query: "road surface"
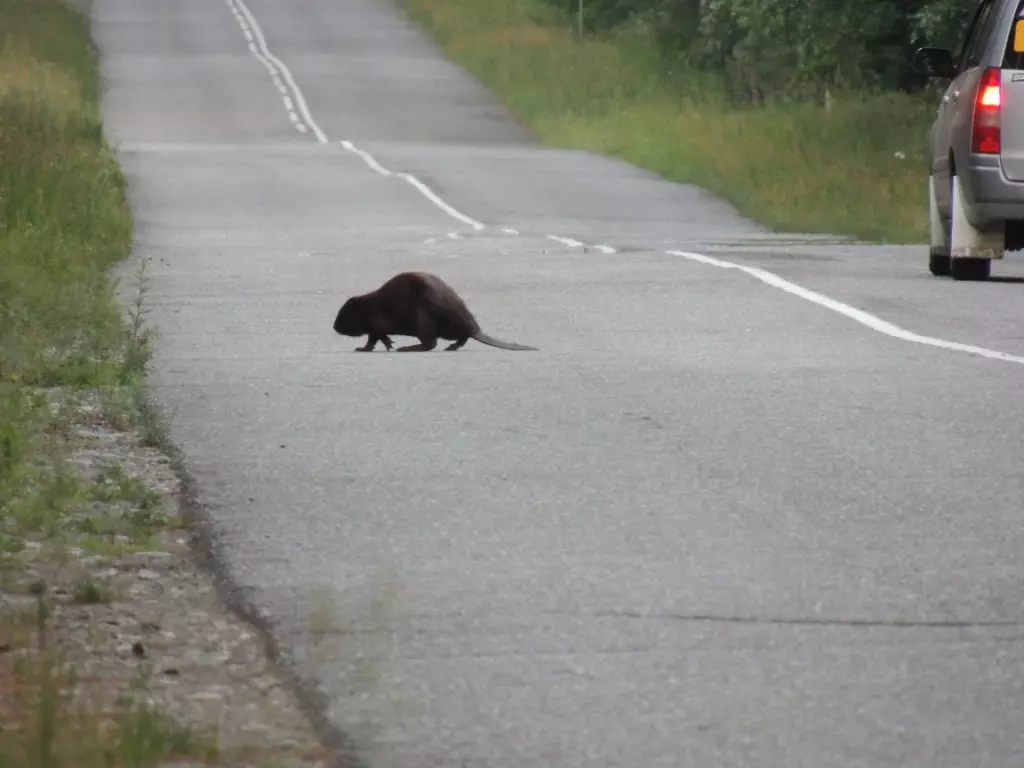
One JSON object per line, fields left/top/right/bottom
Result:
{"left": 92, "top": 0, "right": 1024, "bottom": 766}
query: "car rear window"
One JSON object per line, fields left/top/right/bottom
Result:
{"left": 1002, "top": 0, "right": 1024, "bottom": 67}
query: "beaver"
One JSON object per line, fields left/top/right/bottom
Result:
{"left": 333, "top": 271, "right": 537, "bottom": 352}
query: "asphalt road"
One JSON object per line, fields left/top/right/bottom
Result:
{"left": 92, "top": 0, "right": 1024, "bottom": 766}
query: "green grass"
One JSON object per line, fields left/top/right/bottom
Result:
{"left": 397, "top": 0, "right": 936, "bottom": 243}
{"left": 0, "top": 0, "right": 155, "bottom": 552}
{"left": 0, "top": 591, "right": 220, "bottom": 768}
{"left": 0, "top": 0, "right": 210, "bottom": 764}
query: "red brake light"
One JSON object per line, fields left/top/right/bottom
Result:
{"left": 972, "top": 66, "right": 1002, "bottom": 155}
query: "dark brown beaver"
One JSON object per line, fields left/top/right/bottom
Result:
{"left": 333, "top": 271, "right": 537, "bottom": 352}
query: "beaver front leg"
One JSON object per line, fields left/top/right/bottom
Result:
{"left": 355, "top": 334, "right": 394, "bottom": 352}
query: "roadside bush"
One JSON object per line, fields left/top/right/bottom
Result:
{"left": 538, "top": 0, "right": 976, "bottom": 101}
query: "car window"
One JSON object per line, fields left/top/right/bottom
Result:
{"left": 957, "top": 0, "right": 998, "bottom": 73}
{"left": 1003, "top": 0, "right": 1024, "bottom": 68}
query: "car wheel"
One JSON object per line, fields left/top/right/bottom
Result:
{"left": 929, "top": 250, "right": 951, "bottom": 276}
{"left": 950, "top": 256, "right": 991, "bottom": 281}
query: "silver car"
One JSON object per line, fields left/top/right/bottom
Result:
{"left": 914, "top": 0, "right": 1024, "bottom": 280}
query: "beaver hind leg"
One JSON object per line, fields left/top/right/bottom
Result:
{"left": 397, "top": 336, "right": 438, "bottom": 352}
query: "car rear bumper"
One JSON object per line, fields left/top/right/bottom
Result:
{"left": 964, "top": 157, "right": 1024, "bottom": 225}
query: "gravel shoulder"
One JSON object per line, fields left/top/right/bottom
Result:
{"left": 1, "top": 378, "right": 335, "bottom": 767}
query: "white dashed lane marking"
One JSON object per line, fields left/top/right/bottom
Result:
{"left": 225, "top": 0, "right": 1024, "bottom": 369}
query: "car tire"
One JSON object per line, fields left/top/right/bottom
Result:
{"left": 929, "top": 251, "right": 951, "bottom": 276}
{"left": 950, "top": 256, "right": 991, "bottom": 281}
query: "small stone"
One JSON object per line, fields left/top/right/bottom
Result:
{"left": 133, "top": 551, "right": 173, "bottom": 563}
{"left": 250, "top": 676, "right": 280, "bottom": 694}
{"left": 188, "top": 691, "right": 224, "bottom": 702}
{"left": 241, "top": 722, "right": 273, "bottom": 734}
{"left": 116, "top": 639, "right": 146, "bottom": 659}
{"left": 137, "top": 569, "right": 160, "bottom": 581}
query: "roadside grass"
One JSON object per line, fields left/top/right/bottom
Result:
{"left": 0, "top": 0, "right": 158, "bottom": 564}
{"left": 0, "top": 590, "right": 220, "bottom": 768}
{"left": 0, "top": 0, "right": 214, "bottom": 763}
{"left": 397, "top": 0, "right": 936, "bottom": 244}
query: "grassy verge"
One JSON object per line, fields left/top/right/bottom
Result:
{"left": 0, "top": 0, "right": 216, "bottom": 764}
{"left": 0, "top": 0, "right": 152, "bottom": 567}
{"left": 2, "top": 595, "right": 219, "bottom": 768}
{"left": 397, "top": 0, "right": 935, "bottom": 244}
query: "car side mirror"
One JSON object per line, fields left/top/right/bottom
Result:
{"left": 913, "top": 47, "right": 956, "bottom": 79}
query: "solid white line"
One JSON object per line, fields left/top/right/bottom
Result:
{"left": 667, "top": 250, "right": 1024, "bottom": 367}
{"left": 338, "top": 140, "right": 486, "bottom": 231}
{"left": 338, "top": 140, "right": 391, "bottom": 176}
{"left": 226, "top": 0, "right": 329, "bottom": 144}
{"left": 226, "top": 0, "right": 626, "bottom": 246}
{"left": 231, "top": 5, "right": 305, "bottom": 132}
{"left": 402, "top": 174, "right": 485, "bottom": 230}
{"left": 547, "top": 235, "right": 584, "bottom": 248}
{"left": 502, "top": 227, "right": 520, "bottom": 235}
{"left": 237, "top": 34, "right": 304, "bottom": 129}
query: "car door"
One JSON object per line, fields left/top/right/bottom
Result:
{"left": 933, "top": 0, "right": 999, "bottom": 216}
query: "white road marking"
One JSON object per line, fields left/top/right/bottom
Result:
{"left": 227, "top": 0, "right": 487, "bottom": 234}
{"left": 668, "top": 250, "right": 1024, "bottom": 367}
{"left": 338, "top": 141, "right": 485, "bottom": 231}
{"left": 226, "top": 0, "right": 329, "bottom": 143}
{"left": 547, "top": 235, "right": 585, "bottom": 248}
{"left": 548, "top": 235, "right": 615, "bottom": 253}
{"left": 446, "top": 232, "right": 462, "bottom": 240}
{"left": 226, "top": 0, "right": 625, "bottom": 255}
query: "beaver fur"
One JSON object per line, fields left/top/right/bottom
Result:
{"left": 333, "top": 271, "right": 537, "bottom": 352}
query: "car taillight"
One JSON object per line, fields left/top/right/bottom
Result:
{"left": 972, "top": 66, "right": 1002, "bottom": 155}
